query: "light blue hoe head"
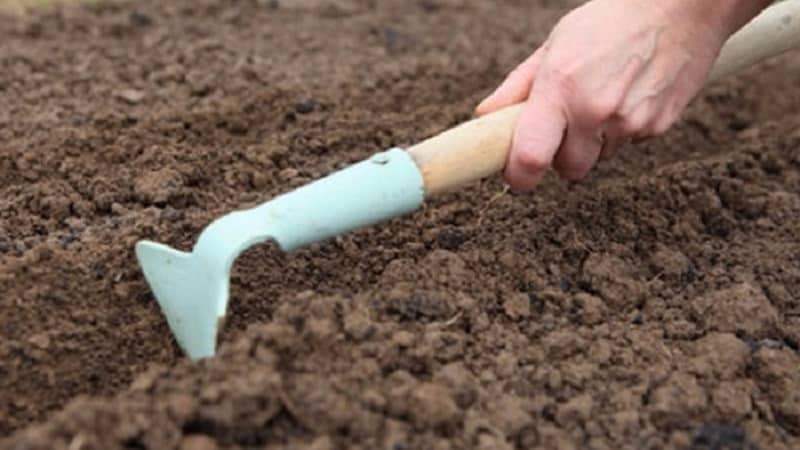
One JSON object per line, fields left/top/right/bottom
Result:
{"left": 135, "top": 241, "right": 223, "bottom": 359}
{"left": 135, "top": 149, "right": 425, "bottom": 360}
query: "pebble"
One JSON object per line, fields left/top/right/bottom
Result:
{"left": 116, "top": 88, "right": 146, "bottom": 104}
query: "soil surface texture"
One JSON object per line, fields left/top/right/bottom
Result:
{"left": 1, "top": 0, "right": 800, "bottom": 449}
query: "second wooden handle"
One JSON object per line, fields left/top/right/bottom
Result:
{"left": 408, "top": 0, "right": 800, "bottom": 196}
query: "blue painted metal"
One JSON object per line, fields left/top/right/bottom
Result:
{"left": 135, "top": 148, "right": 424, "bottom": 359}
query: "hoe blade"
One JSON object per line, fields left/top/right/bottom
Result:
{"left": 135, "top": 241, "right": 221, "bottom": 359}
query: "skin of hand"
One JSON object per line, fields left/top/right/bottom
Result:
{"left": 476, "top": 0, "right": 772, "bottom": 191}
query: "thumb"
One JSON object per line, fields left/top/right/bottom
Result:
{"left": 504, "top": 86, "right": 566, "bottom": 192}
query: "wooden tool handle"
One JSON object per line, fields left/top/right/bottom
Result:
{"left": 408, "top": 0, "right": 800, "bottom": 196}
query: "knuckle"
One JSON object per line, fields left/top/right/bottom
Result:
{"left": 515, "top": 149, "right": 551, "bottom": 173}
{"left": 586, "top": 97, "right": 617, "bottom": 123}
{"left": 620, "top": 112, "right": 649, "bottom": 135}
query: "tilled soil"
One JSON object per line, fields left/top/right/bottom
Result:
{"left": 1, "top": 0, "right": 799, "bottom": 449}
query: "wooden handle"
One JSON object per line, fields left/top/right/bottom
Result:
{"left": 709, "top": 0, "right": 800, "bottom": 83}
{"left": 408, "top": 0, "right": 800, "bottom": 196}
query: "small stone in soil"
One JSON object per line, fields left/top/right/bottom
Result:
{"left": 294, "top": 98, "right": 317, "bottom": 114}
{"left": 115, "top": 89, "right": 146, "bottom": 104}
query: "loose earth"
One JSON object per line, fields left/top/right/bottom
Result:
{"left": 1, "top": 0, "right": 799, "bottom": 449}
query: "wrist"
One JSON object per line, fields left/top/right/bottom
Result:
{"left": 712, "top": 0, "right": 773, "bottom": 37}
{"left": 655, "top": 0, "right": 772, "bottom": 41}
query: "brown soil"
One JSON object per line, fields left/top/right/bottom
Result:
{"left": 1, "top": 0, "right": 799, "bottom": 449}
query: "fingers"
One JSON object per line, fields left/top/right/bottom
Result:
{"left": 476, "top": 49, "right": 543, "bottom": 116}
{"left": 552, "top": 126, "right": 604, "bottom": 180}
{"left": 599, "top": 134, "right": 626, "bottom": 160}
{"left": 598, "top": 120, "right": 629, "bottom": 160}
{"left": 649, "top": 89, "right": 689, "bottom": 136}
{"left": 504, "top": 88, "right": 566, "bottom": 192}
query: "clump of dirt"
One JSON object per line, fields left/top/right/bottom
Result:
{"left": 1, "top": 0, "right": 800, "bottom": 449}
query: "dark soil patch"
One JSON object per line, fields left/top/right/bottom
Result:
{"left": 1, "top": 0, "right": 800, "bottom": 449}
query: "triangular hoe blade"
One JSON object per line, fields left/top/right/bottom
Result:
{"left": 135, "top": 241, "right": 221, "bottom": 359}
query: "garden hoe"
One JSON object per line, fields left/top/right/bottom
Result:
{"left": 136, "top": 1, "right": 800, "bottom": 360}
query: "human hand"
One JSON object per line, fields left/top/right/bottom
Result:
{"left": 476, "top": 0, "right": 767, "bottom": 191}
